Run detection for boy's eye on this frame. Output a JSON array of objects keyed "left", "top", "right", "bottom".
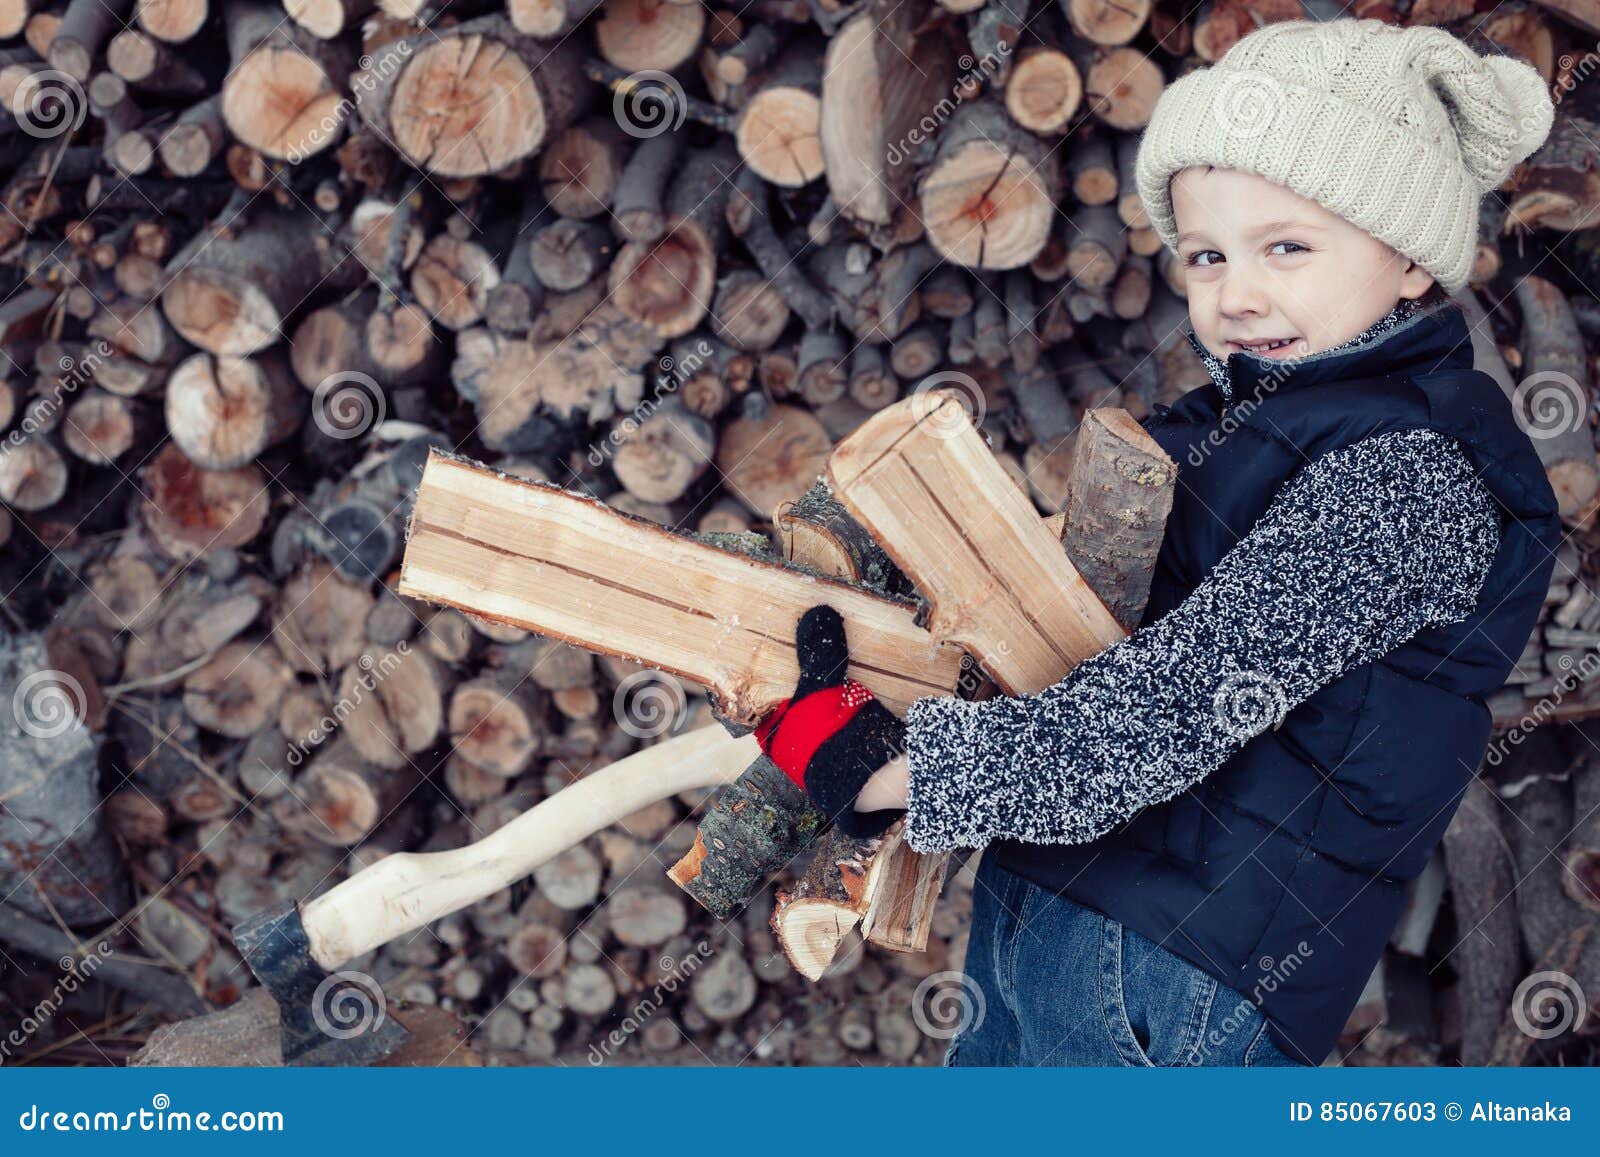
[{"left": 1184, "top": 241, "right": 1307, "bottom": 268}]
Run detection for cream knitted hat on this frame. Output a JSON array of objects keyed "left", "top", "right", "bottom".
[{"left": 1134, "top": 18, "right": 1554, "bottom": 292}]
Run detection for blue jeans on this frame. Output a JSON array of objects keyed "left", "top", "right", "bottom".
[{"left": 942, "top": 848, "right": 1306, "bottom": 1067}]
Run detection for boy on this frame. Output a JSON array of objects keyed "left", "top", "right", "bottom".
[{"left": 752, "top": 19, "right": 1562, "bottom": 1066}]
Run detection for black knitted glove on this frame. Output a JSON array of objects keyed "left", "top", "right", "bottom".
[{"left": 753, "top": 604, "right": 908, "bottom": 838}]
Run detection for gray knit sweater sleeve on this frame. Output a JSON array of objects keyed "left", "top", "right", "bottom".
[{"left": 898, "top": 427, "right": 1503, "bottom": 854}]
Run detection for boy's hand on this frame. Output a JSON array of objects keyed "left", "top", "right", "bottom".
[{"left": 753, "top": 603, "right": 908, "bottom": 838}]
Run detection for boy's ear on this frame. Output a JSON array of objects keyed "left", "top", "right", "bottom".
[{"left": 1400, "top": 259, "right": 1436, "bottom": 302}]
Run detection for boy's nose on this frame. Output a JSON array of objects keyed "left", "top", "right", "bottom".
[{"left": 1217, "top": 271, "right": 1271, "bottom": 320}]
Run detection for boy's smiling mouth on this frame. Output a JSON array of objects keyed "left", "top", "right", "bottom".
[{"left": 1228, "top": 337, "right": 1301, "bottom": 357}]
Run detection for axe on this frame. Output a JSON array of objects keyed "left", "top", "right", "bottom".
[
  {"left": 235, "top": 451, "right": 967, "bottom": 1064},
  {"left": 234, "top": 722, "right": 762, "bottom": 1064}
]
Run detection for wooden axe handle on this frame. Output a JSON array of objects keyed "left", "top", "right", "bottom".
[{"left": 296, "top": 725, "right": 758, "bottom": 970}]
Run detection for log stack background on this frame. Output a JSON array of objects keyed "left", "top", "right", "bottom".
[{"left": 2, "top": 0, "right": 1600, "bottom": 1066}]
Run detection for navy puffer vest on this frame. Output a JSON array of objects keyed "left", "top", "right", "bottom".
[{"left": 992, "top": 300, "right": 1562, "bottom": 1064}]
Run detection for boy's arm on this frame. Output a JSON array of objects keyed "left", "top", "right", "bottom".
[{"left": 897, "top": 426, "right": 1504, "bottom": 853}]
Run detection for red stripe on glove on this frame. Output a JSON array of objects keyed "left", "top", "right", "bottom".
[{"left": 755, "top": 680, "right": 877, "bottom": 790}]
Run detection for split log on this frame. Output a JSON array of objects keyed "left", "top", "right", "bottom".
[
  {"left": 396, "top": 447, "right": 968, "bottom": 726},
  {"left": 165, "top": 350, "right": 303, "bottom": 470},
  {"left": 820, "top": 3, "right": 959, "bottom": 230},
  {"left": 1058, "top": 407, "right": 1176, "bottom": 632},
  {"left": 771, "top": 825, "right": 889, "bottom": 979}
]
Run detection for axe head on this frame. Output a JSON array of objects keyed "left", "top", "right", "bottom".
[{"left": 233, "top": 898, "right": 412, "bottom": 1067}]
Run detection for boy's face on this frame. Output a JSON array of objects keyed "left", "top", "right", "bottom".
[{"left": 1170, "top": 167, "right": 1438, "bottom": 362}]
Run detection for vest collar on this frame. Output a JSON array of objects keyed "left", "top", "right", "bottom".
[{"left": 1180, "top": 298, "right": 1475, "bottom": 411}]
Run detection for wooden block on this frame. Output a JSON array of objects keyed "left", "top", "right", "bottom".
[{"left": 827, "top": 392, "right": 1127, "bottom": 695}]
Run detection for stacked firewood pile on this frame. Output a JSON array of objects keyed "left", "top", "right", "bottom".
[{"left": 4, "top": 0, "right": 1600, "bottom": 1067}]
